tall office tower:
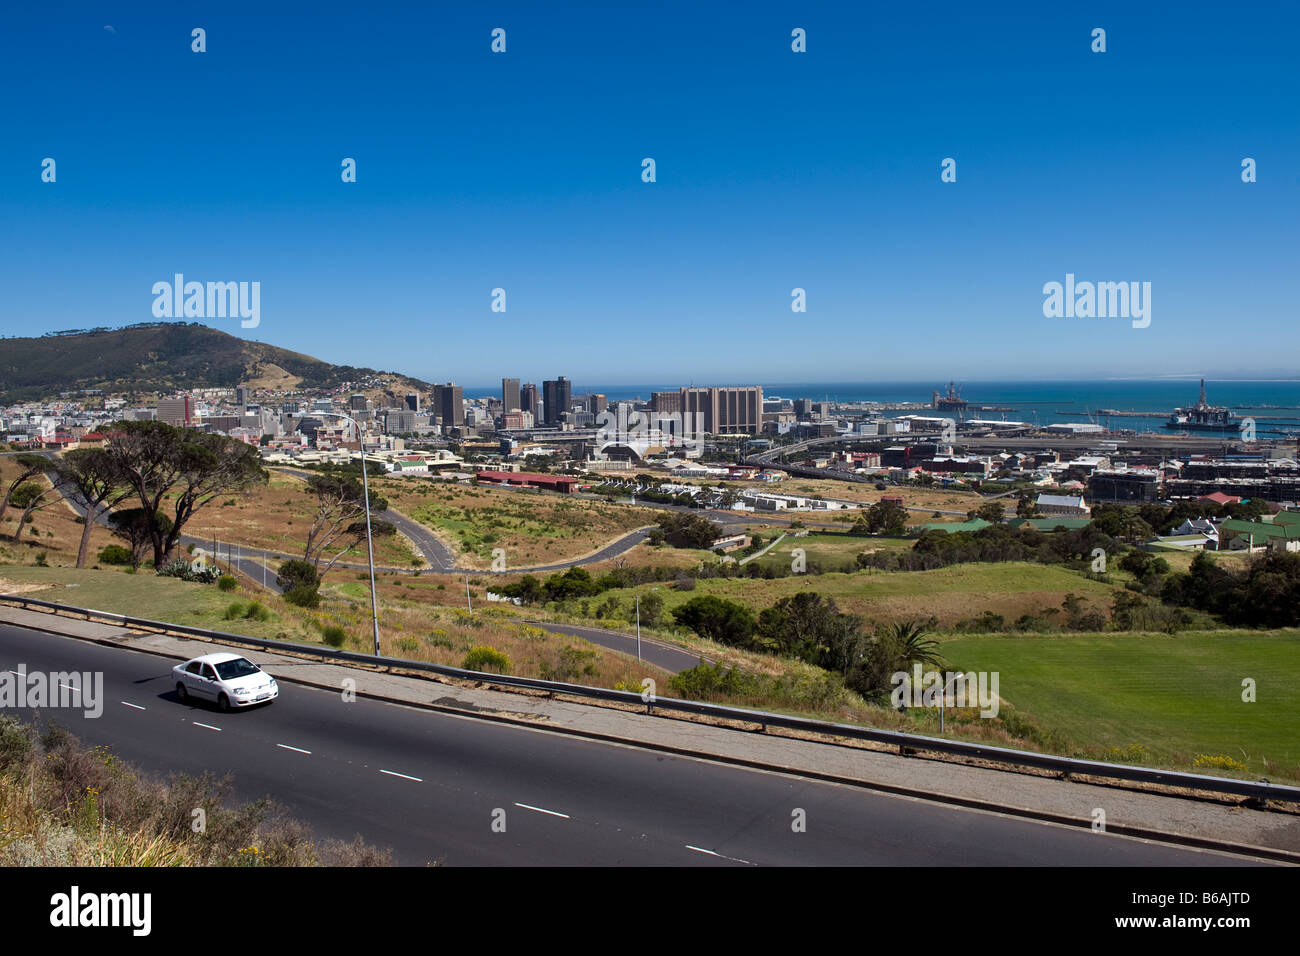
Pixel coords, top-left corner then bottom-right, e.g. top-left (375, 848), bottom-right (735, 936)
top-left (349, 394), bottom-right (368, 412)
top-left (433, 382), bottom-right (464, 427)
top-left (405, 393), bottom-right (421, 412)
top-left (542, 377), bottom-right (571, 426)
top-left (502, 378), bottom-right (521, 413)
top-left (650, 391), bottom-right (683, 414)
top-left (586, 393), bottom-right (607, 415)
top-left (521, 383), bottom-right (540, 420)
top-left (235, 385), bottom-right (250, 408)
top-left (679, 386), bottom-right (764, 434)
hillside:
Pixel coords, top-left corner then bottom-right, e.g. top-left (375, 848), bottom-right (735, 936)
top-left (0, 323), bottom-right (430, 402)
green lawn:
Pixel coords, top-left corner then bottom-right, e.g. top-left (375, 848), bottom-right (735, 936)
top-left (941, 630), bottom-right (1300, 779)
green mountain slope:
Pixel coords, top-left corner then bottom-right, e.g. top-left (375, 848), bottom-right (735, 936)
top-left (0, 323), bottom-right (428, 402)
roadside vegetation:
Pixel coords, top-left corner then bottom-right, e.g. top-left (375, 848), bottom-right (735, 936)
top-left (0, 715), bottom-right (392, 865)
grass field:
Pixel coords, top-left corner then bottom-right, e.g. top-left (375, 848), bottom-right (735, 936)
top-left (748, 531), bottom-right (914, 573)
top-left (626, 561), bottom-right (1118, 628)
top-left (940, 630), bottom-right (1300, 780)
top-left (372, 477), bottom-right (661, 567)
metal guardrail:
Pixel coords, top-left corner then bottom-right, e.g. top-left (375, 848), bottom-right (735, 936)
top-left (3, 592), bottom-right (1299, 805)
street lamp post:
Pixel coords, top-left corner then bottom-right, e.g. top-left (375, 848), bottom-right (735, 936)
top-left (321, 412), bottom-right (381, 657)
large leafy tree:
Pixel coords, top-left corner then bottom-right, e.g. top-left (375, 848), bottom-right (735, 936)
top-left (53, 448), bottom-right (133, 567)
top-left (102, 421), bottom-right (267, 565)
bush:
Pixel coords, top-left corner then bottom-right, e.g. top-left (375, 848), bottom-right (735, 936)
top-left (321, 626), bottom-right (347, 648)
top-left (283, 585), bottom-right (321, 609)
top-left (97, 544), bottom-right (135, 566)
top-left (217, 574), bottom-right (238, 592)
top-left (462, 646), bottom-right (510, 674)
top-left (223, 602), bottom-right (245, 621)
top-left (277, 560), bottom-right (321, 606)
top-left (243, 601), bottom-right (270, 622)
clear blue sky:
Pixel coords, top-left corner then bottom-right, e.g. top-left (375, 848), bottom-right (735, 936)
top-left (2, 1), bottom-right (1297, 386)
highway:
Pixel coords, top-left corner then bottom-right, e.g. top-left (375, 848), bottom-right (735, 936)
top-left (0, 622), bottom-right (1260, 867)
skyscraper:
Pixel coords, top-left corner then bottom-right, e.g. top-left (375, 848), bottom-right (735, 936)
top-left (502, 378), bottom-right (521, 413)
top-left (542, 377), bottom-right (571, 426)
top-left (433, 383), bottom-right (464, 427)
top-left (679, 386), bottom-right (764, 434)
top-left (521, 383), bottom-right (540, 421)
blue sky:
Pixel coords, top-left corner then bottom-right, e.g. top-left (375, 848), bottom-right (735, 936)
top-left (2, 1), bottom-right (1297, 386)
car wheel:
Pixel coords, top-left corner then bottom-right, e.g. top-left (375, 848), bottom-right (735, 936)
top-left (217, 693), bottom-right (230, 712)
top-left (176, 682), bottom-right (188, 702)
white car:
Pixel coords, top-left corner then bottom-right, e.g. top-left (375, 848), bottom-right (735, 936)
top-left (172, 653), bottom-right (278, 711)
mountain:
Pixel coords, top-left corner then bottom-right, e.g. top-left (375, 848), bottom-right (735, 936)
top-left (0, 323), bottom-right (430, 403)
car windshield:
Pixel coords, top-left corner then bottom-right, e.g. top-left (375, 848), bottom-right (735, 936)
top-left (214, 658), bottom-right (261, 680)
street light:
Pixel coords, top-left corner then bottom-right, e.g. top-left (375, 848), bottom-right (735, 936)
top-left (319, 411), bottom-right (381, 657)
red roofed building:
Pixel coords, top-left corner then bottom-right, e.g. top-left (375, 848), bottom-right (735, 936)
top-left (475, 470), bottom-right (580, 493)
top-left (1198, 492), bottom-right (1243, 506)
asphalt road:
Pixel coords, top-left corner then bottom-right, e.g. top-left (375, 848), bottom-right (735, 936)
top-left (0, 623), bottom-right (1260, 867)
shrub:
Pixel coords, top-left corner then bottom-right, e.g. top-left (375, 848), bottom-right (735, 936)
top-left (33, 551), bottom-right (48, 567)
top-left (217, 574), bottom-right (238, 592)
top-left (223, 602), bottom-right (245, 621)
top-left (243, 601), bottom-right (270, 622)
top-left (283, 586), bottom-right (320, 608)
top-left (1193, 753), bottom-right (1249, 773)
top-left (321, 625), bottom-right (347, 648)
top-left (462, 646), bottom-right (510, 674)
top-left (97, 544), bottom-right (134, 566)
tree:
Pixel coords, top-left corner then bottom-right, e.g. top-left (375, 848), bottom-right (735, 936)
top-left (6, 480), bottom-right (58, 542)
top-left (865, 500), bottom-right (909, 536)
top-left (756, 591), bottom-right (862, 667)
top-left (276, 559), bottom-right (321, 607)
top-left (52, 448), bottom-right (132, 568)
top-left (108, 508), bottom-right (174, 569)
top-left (637, 590), bottom-right (664, 627)
top-left (0, 453), bottom-right (52, 527)
top-left (672, 595), bottom-right (756, 647)
top-left (862, 620), bottom-right (944, 699)
top-left (103, 421), bottom-right (267, 565)
top-left (302, 473), bottom-right (390, 578)
top-left (970, 501), bottom-right (1005, 524)
top-left (1016, 494), bottom-right (1038, 518)
top-left (656, 512), bottom-right (723, 549)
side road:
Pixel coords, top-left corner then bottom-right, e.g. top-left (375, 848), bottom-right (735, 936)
top-left (2, 603), bottom-right (1297, 862)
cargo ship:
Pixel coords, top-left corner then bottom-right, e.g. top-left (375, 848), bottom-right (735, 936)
top-left (1163, 380), bottom-right (1243, 433)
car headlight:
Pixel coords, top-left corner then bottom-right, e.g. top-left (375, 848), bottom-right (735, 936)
top-left (234, 687), bottom-right (248, 695)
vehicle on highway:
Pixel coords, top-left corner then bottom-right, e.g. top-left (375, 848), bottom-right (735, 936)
top-left (172, 653), bottom-right (278, 711)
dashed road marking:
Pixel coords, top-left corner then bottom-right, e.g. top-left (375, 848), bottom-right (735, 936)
top-left (379, 769), bottom-right (422, 782)
top-left (192, 721), bottom-right (222, 732)
top-left (277, 744), bottom-right (311, 754)
top-left (685, 845), bottom-right (754, 865)
top-left (121, 701), bottom-right (145, 711)
top-left (514, 802), bottom-right (570, 819)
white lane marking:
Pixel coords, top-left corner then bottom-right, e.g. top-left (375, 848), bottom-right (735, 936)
top-left (277, 744), bottom-right (311, 754)
top-left (192, 721), bottom-right (222, 732)
top-left (514, 802), bottom-right (570, 819)
top-left (58, 683), bottom-right (81, 693)
top-left (685, 845), bottom-right (754, 865)
top-left (379, 769), bottom-right (423, 782)
top-left (121, 701), bottom-right (145, 711)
